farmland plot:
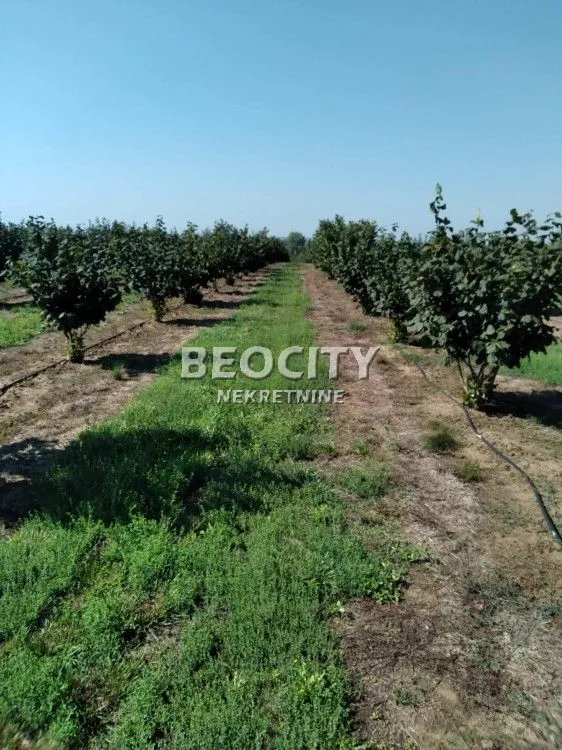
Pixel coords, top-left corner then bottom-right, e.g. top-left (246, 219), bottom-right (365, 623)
top-left (0, 266), bottom-right (419, 748)
top-left (1, 191), bottom-right (560, 748)
top-left (304, 265), bottom-right (561, 749)
top-left (0, 272), bottom-right (269, 525)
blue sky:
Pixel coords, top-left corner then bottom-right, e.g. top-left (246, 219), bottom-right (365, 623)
top-left (2, 0), bottom-right (561, 236)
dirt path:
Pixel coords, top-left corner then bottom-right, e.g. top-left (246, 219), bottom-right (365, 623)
top-left (0, 285), bottom-right (31, 308)
top-left (303, 265), bottom-right (561, 749)
top-left (0, 271), bottom-right (270, 526)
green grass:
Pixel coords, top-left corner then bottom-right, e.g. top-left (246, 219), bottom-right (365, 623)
top-left (353, 438), bottom-right (372, 457)
top-left (111, 360), bottom-right (126, 380)
top-left (0, 292), bottom-right (143, 349)
top-left (346, 320), bottom-right (367, 334)
top-left (503, 342), bottom-right (562, 387)
top-left (116, 291), bottom-right (143, 311)
top-left (455, 459), bottom-right (484, 483)
top-left (424, 421), bottom-right (459, 453)
top-left (0, 304), bottom-right (43, 347)
top-left (338, 465), bottom-right (390, 499)
top-left (0, 266), bottom-right (419, 748)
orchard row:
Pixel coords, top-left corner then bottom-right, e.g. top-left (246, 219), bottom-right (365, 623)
top-left (0, 217), bottom-right (288, 361)
top-left (310, 186), bottom-right (562, 406)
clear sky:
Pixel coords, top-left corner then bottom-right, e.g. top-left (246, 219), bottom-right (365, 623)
top-left (1, 0), bottom-right (561, 236)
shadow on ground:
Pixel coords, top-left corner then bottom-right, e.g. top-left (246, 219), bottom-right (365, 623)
top-left (163, 317), bottom-right (224, 328)
top-left (200, 299), bottom-right (243, 310)
top-left (0, 299), bottom-right (34, 311)
top-left (0, 437), bottom-right (63, 526)
top-left (88, 352), bottom-right (174, 376)
top-left (488, 389), bottom-right (562, 430)
top-left (1, 426), bottom-right (312, 528)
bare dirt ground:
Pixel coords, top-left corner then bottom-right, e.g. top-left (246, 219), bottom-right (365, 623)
top-left (0, 284), bottom-right (32, 308)
top-left (551, 315), bottom-right (562, 340)
top-left (303, 265), bottom-right (561, 750)
top-left (0, 272), bottom-right (269, 526)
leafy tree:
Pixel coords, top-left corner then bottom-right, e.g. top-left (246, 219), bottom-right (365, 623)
top-left (115, 217), bottom-right (179, 321)
top-left (311, 216), bottom-right (377, 311)
top-left (6, 209), bottom-right (288, 363)
top-left (200, 221), bottom-right (246, 287)
top-left (173, 222), bottom-right (206, 305)
top-left (310, 217), bottom-right (416, 341)
top-left (11, 218), bottom-right (122, 362)
top-left (284, 231), bottom-right (307, 258)
top-left (0, 216), bottom-right (26, 280)
top-left (368, 230), bottom-right (418, 342)
top-left (247, 230), bottom-right (288, 270)
top-left (407, 186), bottom-right (562, 406)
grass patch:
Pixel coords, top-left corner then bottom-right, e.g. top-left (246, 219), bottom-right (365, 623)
top-left (346, 320), bottom-right (367, 334)
top-left (503, 342), bottom-right (562, 387)
top-left (0, 267), bottom-right (418, 748)
top-left (455, 459), bottom-right (484, 483)
top-left (353, 438), bottom-right (372, 457)
top-left (400, 350), bottom-right (437, 367)
top-left (111, 360), bottom-right (126, 380)
top-left (424, 421), bottom-right (459, 453)
top-left (394, 685), bottom-right (421, 707)
top-left (0, 292), bottom-right (151, 349)
top-left (0, 305), bottom-right (43, 347)
top-left (338, 464), bottom-right (390, 499)
top-left (116, 291), bottom-right (142, 311)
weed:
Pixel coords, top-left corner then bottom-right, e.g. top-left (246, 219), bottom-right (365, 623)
top-left (394, 686), bottom-right (421, 707)
top-left (539, 599), bottom-right (562, 619)
top-left (116, 292), bottom-right (142, 311)
top-left (424, 421), bottom-right (458, 453)
top-left (388, 322), bottom-right (408, 344)
top-left (111, 361), bottom-right (126, 380)
top-left (401, 350), bottom-right (435, 367)
top-left (455, 459), bottom-right (483, 482)
top-left (353, 438), bottom-right (371, 456)
top-left (338, 465), bottom-right (389, 499)
top-left (346, 320), bottom-right (367, 334)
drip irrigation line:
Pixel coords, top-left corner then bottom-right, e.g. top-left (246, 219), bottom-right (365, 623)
top-left (0, 303), bottom-right (184, 397)
top-left (0, 273), bottom-right (267, 398)
top-left (406, 357), bottom-right (562, 549)
top-left (0, 271), bottom-right (269, 398)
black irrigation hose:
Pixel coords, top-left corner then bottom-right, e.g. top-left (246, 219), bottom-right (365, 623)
top-left (408, 358), bottom-right (562, 549)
